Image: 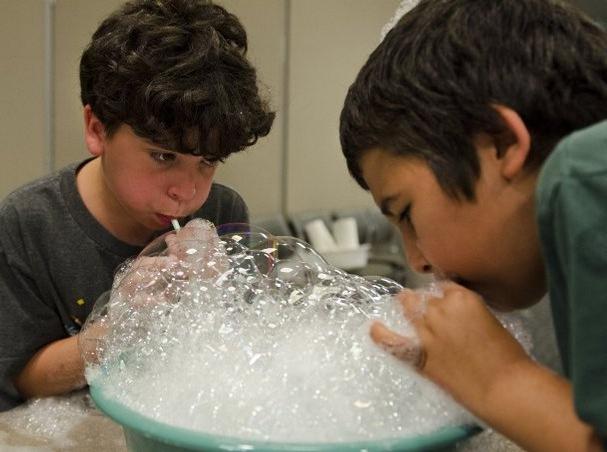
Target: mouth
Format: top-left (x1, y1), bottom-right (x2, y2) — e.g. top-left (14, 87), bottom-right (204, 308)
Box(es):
top-left (156, 214), bottom-right (182, 227)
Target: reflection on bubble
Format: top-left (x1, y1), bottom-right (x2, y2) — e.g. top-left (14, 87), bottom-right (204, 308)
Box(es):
top-left (80, 219), bottom-right (528, 443)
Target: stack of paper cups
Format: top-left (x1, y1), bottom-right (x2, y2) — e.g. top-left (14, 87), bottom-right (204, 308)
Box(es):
top-left (304, 219), bottom-right (338, 252)
top-left (332, 217), bottom-right (359, 250)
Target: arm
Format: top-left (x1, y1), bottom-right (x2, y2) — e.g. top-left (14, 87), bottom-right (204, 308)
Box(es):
top-left (16, 221), bottom-right (225, 399)
top-left (0, 234), bottom-right (85, 404)
top-left (195, 183), bottom-right (249, 227)
top-left (480, 358), bottom-right (603, 452)
top-left (371, 284), bottom-right (604, 452)
top-left (535, 128), bottom-right (607, 449)
top-left (13, 335), bottom-right (86, 398)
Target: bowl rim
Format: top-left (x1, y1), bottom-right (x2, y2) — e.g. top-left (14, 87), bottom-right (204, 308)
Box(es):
top-left (90, 384), bottom-right (480, 451)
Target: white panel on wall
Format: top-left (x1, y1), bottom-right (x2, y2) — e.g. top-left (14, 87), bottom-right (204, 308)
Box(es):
top-left (0, 0), bottom-right (48, 197)
top-left (212, 0), bottom-right (286, 218)
top-left (286, 0), bottom-right (401, 214)
top-left (54, 0), bottom-right (124, 170)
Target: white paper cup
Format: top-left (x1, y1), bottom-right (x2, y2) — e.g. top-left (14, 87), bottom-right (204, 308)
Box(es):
top-left (304, 219), bottom-right (338, 252)
top-left (332, 217), bottom-right (359, 250)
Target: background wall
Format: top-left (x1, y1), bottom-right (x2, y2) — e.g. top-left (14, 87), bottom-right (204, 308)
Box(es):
top-left (575, 0), bottom-right (607, 24)
top-left (0, 0), bottom-right (49, 196)
top-left (0, 0), bottom-right (401, 218)
top-left (1, 0), bottom-right (605, 217)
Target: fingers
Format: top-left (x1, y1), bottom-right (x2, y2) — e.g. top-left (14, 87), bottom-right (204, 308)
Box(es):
top-left (165, 220), bottom-right (222, 260)
top-left (178, 218), bottom-right (220, 244)
top-left (131, 255), bottom-right (177, 272)
top-left (369, 289), bottom-right (431, 370)
top-left (165, 234), bottom-right (180, 256)
top-left (397, 282), bottom-right (472, 320)
top-left (370, 322), bottom-right (427, 370)
top-left (396, 289), bottom-right (426, 326)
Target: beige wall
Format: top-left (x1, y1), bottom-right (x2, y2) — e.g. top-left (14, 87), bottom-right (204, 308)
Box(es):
top-left (0, 0), bottom-right (48, 195)
top-left (286, 0), bottom-right (399, 214)
top-left (54, 0), bottom-right (124, 169)
top-left (211, 0), bottom-right (286, 216)
top-left (1, 0), bottom-right (400, 217)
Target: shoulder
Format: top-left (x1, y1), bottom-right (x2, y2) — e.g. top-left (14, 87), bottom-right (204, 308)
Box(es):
top-left (537, 120), bottom-right (607, 207)
top-left (540, 120), bottom-right (607, 183)
top-left (194, 183), bottom-right (249, 226)
top-left (0, 165), bottom-right (75, 222)
top-left (0, 168), bottom-right (65, 224)
top-left (0, 164), bottom-right (77, 247)
top-left (208, 183), bottom-right (246, 204)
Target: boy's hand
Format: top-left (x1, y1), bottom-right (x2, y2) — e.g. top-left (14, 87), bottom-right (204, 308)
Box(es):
top-left (163, 218), bottom-right (228, 279)
top-left (116, 219), bottom-right (227, 299)
top-left (370, 282), bottom-right (532, 412)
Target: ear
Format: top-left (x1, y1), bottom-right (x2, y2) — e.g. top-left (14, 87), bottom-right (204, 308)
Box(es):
top-left (83, 105), bottom-right (107, 157)
top-left (492, 104), bottom-right (531, 180)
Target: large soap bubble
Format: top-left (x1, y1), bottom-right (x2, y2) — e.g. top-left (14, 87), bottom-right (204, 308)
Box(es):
top-left (80, 219), bottom-right (528, 443)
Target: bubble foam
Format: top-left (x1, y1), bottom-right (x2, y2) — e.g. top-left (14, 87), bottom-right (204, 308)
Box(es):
top-left (82, 220), bottom-right (530, 443)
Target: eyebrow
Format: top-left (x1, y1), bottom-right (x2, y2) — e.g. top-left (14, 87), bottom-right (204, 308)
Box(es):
top-left (146, 146), bottom-right (174, 153)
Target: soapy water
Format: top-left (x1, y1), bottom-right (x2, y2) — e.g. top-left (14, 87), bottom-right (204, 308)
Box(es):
top-left (0, 390), bottom-right (126, 451)
top-left (81, 219), bottom-right (532, 443)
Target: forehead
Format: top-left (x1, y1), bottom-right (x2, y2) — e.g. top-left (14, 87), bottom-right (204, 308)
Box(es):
top-left (116, 124), bottom-right (199, 154)
top-left (360, 148), bottom-right (435, 202)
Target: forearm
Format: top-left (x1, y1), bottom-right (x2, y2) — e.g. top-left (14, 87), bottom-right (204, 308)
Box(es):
top-left (13, 335), bottom-right (86, 399)
top-left (477, 360), bottom-right (603, 452)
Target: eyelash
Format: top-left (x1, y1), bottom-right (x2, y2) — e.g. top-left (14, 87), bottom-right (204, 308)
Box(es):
top-left (201, 157), bottom-right (222, 168)
top-left (150, 152), bottom-right (222, 168)
top-left (150, 152), bottom-right (176, 164)
top-left (399, 204), bottom-right (413, 227)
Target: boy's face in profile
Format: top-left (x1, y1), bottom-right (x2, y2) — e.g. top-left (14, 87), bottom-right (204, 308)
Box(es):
top-left (92, 122), bottom-right (217, 235)
top-left (359, 143), bottom-right (546, 311)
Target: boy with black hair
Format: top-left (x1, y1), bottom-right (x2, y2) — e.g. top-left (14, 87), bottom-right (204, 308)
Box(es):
top-left (340, 0), bottom-right (606, 450)
top-left (0, 0), bottom-right (274, 410)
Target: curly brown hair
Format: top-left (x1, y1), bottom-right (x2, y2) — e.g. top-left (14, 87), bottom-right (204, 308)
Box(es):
top-left (80, 0), bottom-right (275, 161)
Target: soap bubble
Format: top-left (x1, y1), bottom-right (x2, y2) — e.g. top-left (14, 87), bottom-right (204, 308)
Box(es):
top-left (380, 0), bottom-right (420, 41)
top-left (80, 219), bottom-right (530, 443)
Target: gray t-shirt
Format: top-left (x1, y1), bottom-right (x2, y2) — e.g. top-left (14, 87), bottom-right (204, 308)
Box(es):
top-left (0, 160), bottom-right (248, 410)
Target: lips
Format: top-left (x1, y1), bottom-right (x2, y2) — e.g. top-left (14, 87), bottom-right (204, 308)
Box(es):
top-left (156, 214), bottom-right (174, 227)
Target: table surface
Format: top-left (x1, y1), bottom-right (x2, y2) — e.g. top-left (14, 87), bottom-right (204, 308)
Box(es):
top-left (0, 391), bottom-right (522, 452)
top-left (0, 391), bottom-right (127, 451)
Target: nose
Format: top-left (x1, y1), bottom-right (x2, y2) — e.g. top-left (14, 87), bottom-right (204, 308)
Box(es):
top-left (167, 173), bottom-right (197, 203)
top-left (401, 234), bottom-right (432, 274)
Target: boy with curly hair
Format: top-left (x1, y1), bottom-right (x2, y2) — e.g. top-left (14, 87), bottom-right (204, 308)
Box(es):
top-left (340, 0), bottom-right (606, 450)
top-left (0, 0), bottom-right (274, 410)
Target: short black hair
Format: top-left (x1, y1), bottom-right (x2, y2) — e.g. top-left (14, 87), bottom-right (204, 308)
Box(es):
top-left (80, 0), bottom-right (275, 160)
top-left (340, 0), bottom-right (607, 199)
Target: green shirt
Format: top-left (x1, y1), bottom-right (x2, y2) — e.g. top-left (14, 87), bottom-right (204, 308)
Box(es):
top-left (536, 120), bottom-right (607, 442)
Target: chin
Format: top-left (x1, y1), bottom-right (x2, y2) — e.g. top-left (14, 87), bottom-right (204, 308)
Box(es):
top-left (483, 290), bottom-right (543, 312)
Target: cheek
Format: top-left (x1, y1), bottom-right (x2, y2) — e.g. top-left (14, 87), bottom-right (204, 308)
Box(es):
top-left (123, 182), bottom-right (156, 208)
top-left (112, 170), bottom-right (160, 208)
top-left (194, 169), bottom-right (216, 203)
top-left (414, 219), bottom-right (479, 274)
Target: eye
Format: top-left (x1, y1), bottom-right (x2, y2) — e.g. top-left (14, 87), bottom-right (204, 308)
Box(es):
top-left (200, 156), bottom-right (223, 169)
top-left (399, 204), bottom-right (414, 228)
top-left (150, 151), bottom-right (177, 163)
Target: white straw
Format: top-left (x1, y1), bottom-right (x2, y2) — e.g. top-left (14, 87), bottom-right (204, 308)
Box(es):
top-left (171, 219), bottom-right (181, 231)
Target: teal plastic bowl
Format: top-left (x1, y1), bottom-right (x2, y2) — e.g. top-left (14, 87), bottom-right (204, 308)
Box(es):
top-left (90, 384), bottom-right (480, 452)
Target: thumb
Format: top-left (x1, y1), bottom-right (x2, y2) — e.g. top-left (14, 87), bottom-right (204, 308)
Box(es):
top-left (370, 321), bottom-right (426, 369)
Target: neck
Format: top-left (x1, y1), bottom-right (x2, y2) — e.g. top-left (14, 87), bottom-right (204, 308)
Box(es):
top-left (76, 158), bottom-right (153, 246)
